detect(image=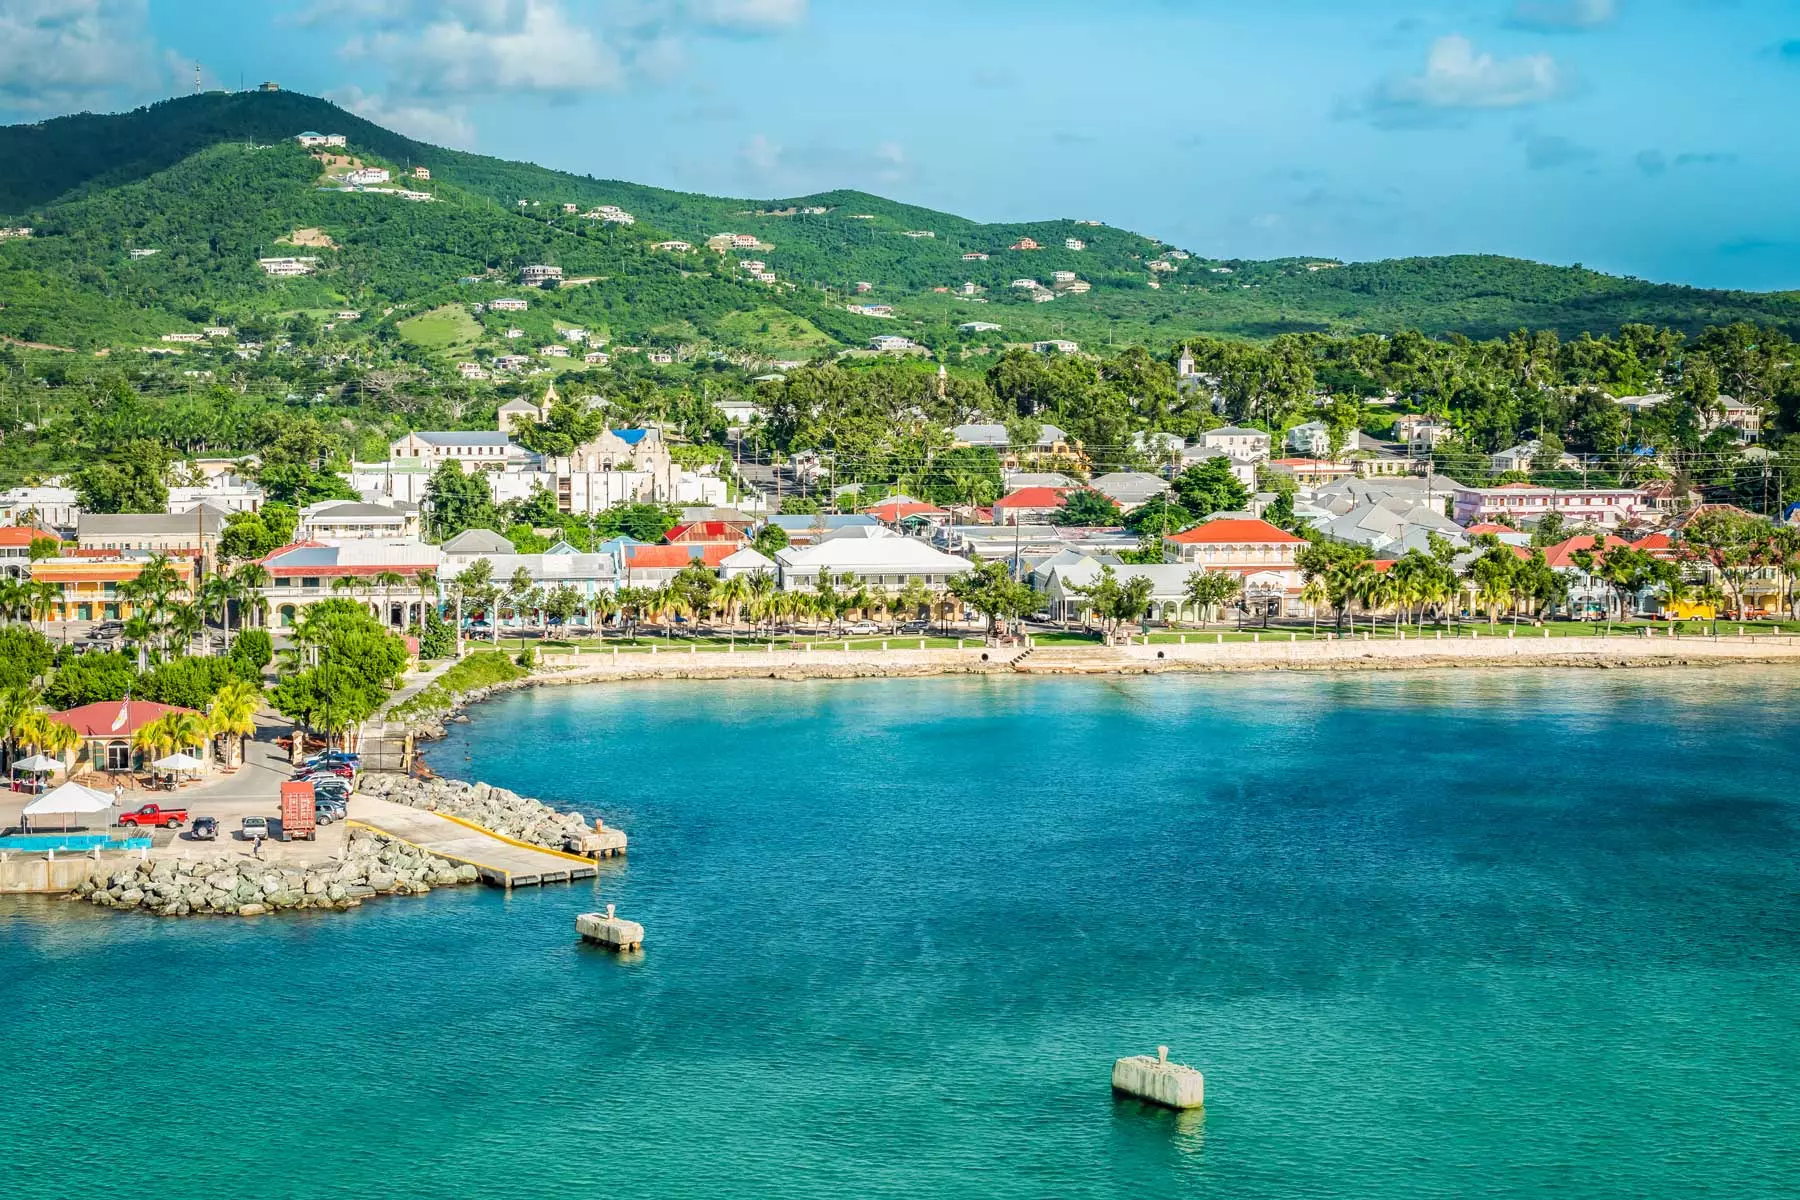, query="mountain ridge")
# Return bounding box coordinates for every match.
[2,91,1797,358]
